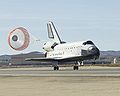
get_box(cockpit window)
[83,41,94,45]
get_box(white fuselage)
[46,41,95,59]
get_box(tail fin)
[47,21,62,44]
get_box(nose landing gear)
[73,66,79,70]
[54,66,59,70]
[73,61,82,70]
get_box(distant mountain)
[0,51,44,60]
[28,51,44,54]
[0,55,11,60]
[100,51,120,58]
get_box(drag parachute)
[8,27,30,51]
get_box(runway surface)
[0,66,120,77]
[0,66,120,96]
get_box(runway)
[0,66,120,96]
[0,66,120,77]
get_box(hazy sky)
[0,0,120,55]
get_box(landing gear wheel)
[56,66,59,70]
[54,66,59,70]
[54,67,56,70]
[92,62,96,65]
[73,66,79,70]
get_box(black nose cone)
[88,47,100,59]
[93,48,100,59]
[81,47,100,59]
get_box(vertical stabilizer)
[47,21,62,44]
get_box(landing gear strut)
[54,66,59,70]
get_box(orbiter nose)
[88,46,100,59]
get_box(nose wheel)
[54,66,59,70]
[73,61,81,70]
[73,66,79,70]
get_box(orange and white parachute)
[8,27,30,51]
